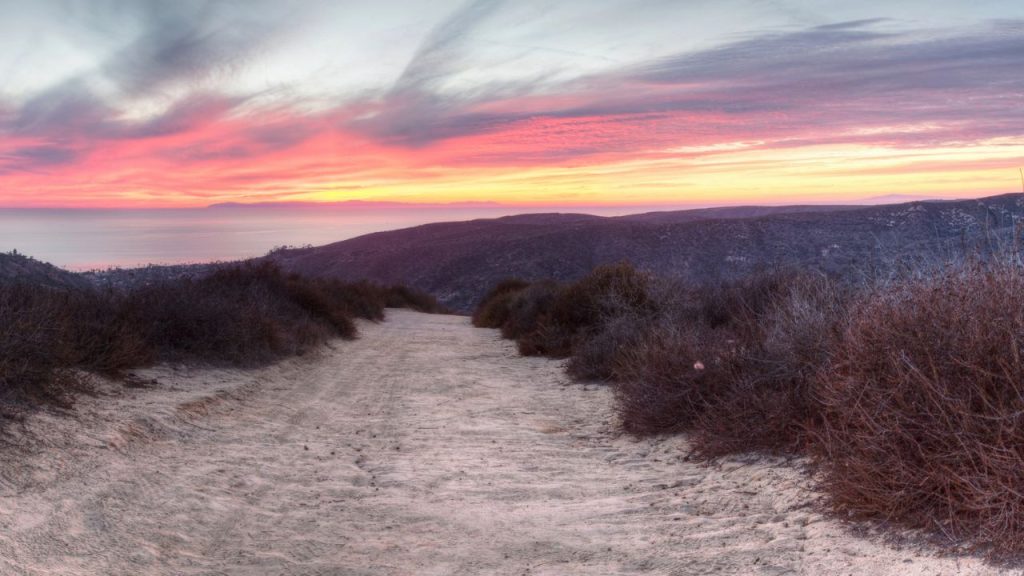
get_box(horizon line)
[0,191,998,212]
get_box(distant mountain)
[268,193,1024,312]
[0,251,90,290]
[207,194,949,211]
[853,194,945,204]
[207,200,505,209]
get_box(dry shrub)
[470,278,575,356]
[472,264,656,360]
[505,281,574,357]
[814,263,1024,556]
[566,309,649,381]
[549,262,655,335]
[690,274,846,457]
[0,284,76,405]
[472,267,842,454]
[474,259,1024,555]
[0,285,147,408]
[695,269,814,328]
[560,265,658,375]
[610,270,845,456]
[472,279,530,328]
[517,320,575,357]
[59,289,153,374]
[514,263,656,359]
[383,284,446,313]
[613,324,731,434]
[0,262,434,411]
[321,280,386,322]
[122,263,353,364]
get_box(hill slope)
[0,251,90,290]
[270,194,1024,311]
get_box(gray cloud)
[0,0,296,168]
[0,145,79,174]
[5,82,243,141]
[51,0,298,97]
[350,18,1024,156]
[9,79,113,137]
[392,0,506,95]
[353,0,513,146]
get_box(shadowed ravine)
[0,311,1001,575]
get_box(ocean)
[0,205,654,270]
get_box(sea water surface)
[0,205,651,270]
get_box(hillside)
[0,251,90,290]
[270,194,1024,311]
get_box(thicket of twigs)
[815,264,1024,557]
[473,260,1024,557]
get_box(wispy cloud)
[350,19,1024,159]
[0,4,1022,206]
[350,0,519,146]
[87,0,297,96]
[392,0,506,95]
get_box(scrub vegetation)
[473,259,1024,558]
[0,262,442,409]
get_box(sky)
[0,0,1022,208]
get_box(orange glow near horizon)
[2,103,1022,209]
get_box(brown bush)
[517,320,575,357]
[566,311,648,381]
[383,284,447,313]
[504,281,573,357]
[814,263,1024,556]
[472,268,841,451]
[0,284,75,406]
[122,263,353,364]
[549,262,655,335]
[472,279,530,328]
[59,289,153,374]
[319,280,386,323]
[612,324,731,434]
[1,262,433,412]
[475,260,1024,556]
[694,269,807,328]
[513,263,655,359]
[608,270,844,452]
[691,273,846,457]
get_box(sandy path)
[0,310,1006,575]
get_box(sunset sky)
[1,0,1022,208]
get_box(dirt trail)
[0,310,1004,575]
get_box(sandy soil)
[0,310,1009,575]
